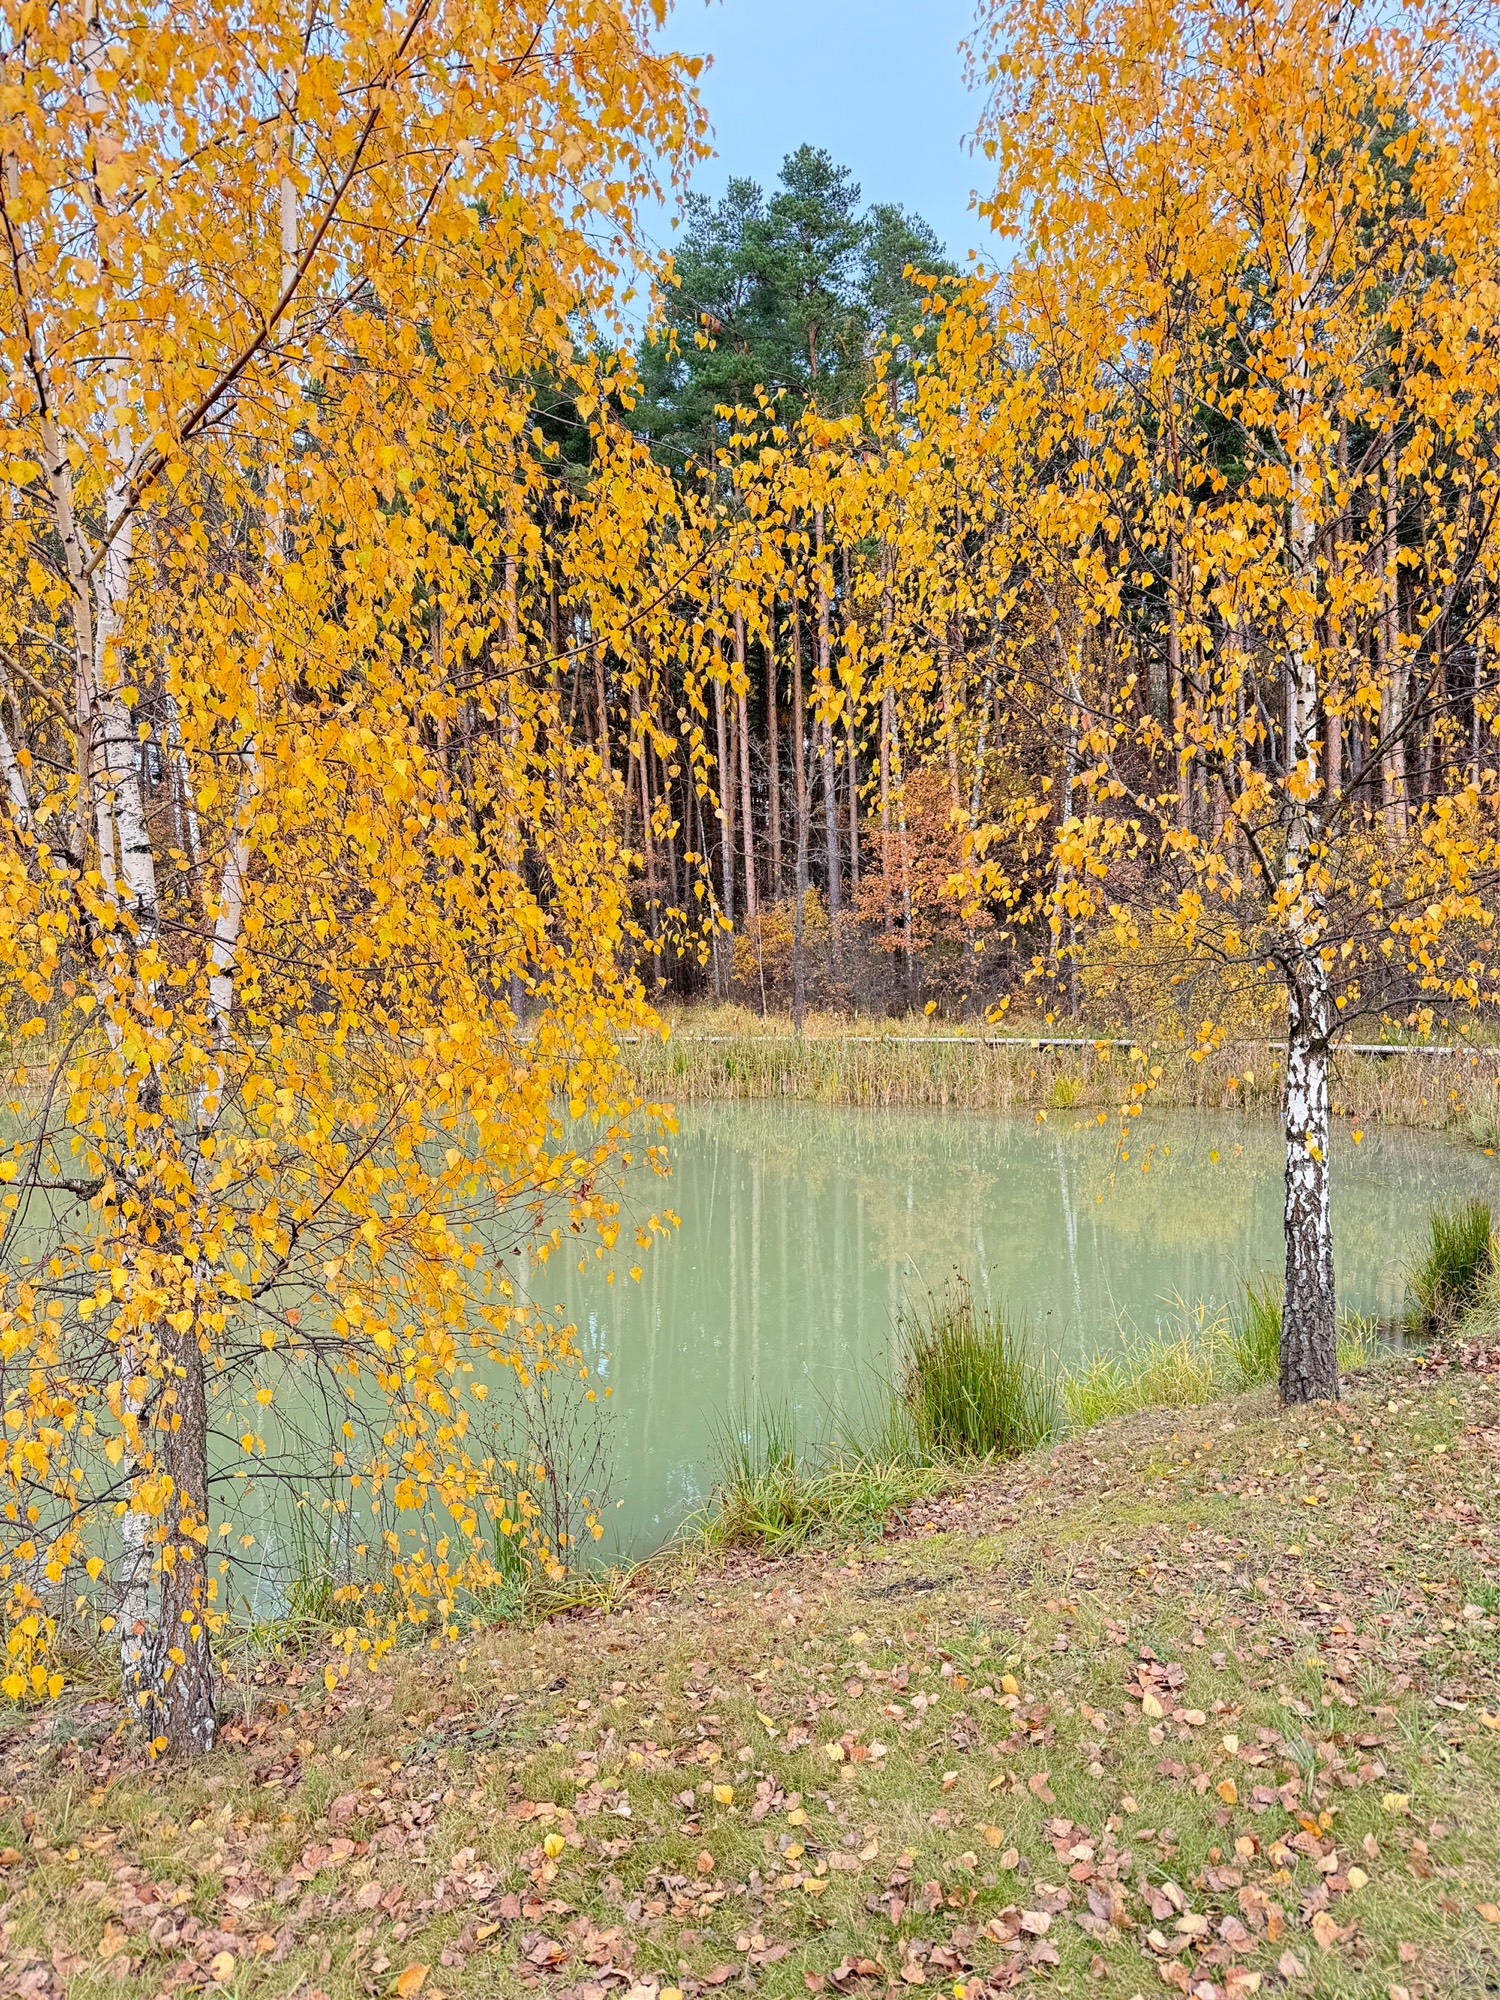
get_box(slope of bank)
[3,1350,1498,2000]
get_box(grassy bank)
[702,1280,1390,1552]
[4,1348,1499,2000]
[628,1003,1500,1141]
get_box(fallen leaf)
[209,1953,236,1984]
[1477,1904,1500,1925]
[1141,1692,1164,1719]
[1278,1948,1306,1979]
[1217,1778,1238,1804]
[395,1968,430,2000]
[1310,1911,1340,1951]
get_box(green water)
[532,1103,1494,1556]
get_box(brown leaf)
[1310,1911,1340,1951]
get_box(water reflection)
[541,1104,1494,1555]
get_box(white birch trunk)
[1278,153,1339,1404]
[1281,959,1338,1400]
[0,699,32,830]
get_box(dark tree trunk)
[791,594,809,1025]
[815,509,841,914]
[713,675,734,929]
[767,601,783,895]
[158,1326,217,1754]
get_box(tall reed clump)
[895,1277,1056,1462]
[1407,1199,1494,1331]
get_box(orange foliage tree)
[971,0,1500,1398]
[0,0,701,1751]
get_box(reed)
[625,1003,1500,1139]
[704,1404,941,1553]
[1228,1277,1284,1387]
[1407,1198,1494,1330]
[1062,1322,1227,1429]
[895,1278,1057,1461]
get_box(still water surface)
[536,1103,1493,1555]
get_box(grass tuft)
[1229,1276,1283,1387]
[1062,1323,1225,1429]
[895,1276,1057,1462]
[1407,1198,1493,1330]
[705,1404,941,1552]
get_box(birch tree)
[0,0,700,1752]
[972,0,1500,1400]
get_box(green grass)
[1408,1197,1494,1329]
[895,1277,1057,1461]
[5,1362,1500,2000]
[1062,1318,1225,1429]
[705,1404,942,1552]
[711,1269,1403,1555]
[1227,1274,1283,1386]
[1066,1282,1392,1430]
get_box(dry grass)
[627,1003,1500,1139]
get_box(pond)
[531,1102,1495,1557]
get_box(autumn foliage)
[6,0,1500,1752]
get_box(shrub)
[1408,1199,1493,1330]
[896,1277,1055,1462]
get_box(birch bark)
[1278,153,1339,1405]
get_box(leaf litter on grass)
[0,1361,1497,2000]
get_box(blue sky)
[656,0,998,269]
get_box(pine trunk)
[734,612,757,924]
[713,675,734,928]
[815,532,841,914]
[791,595,809,1031]
[766,601,783,895]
